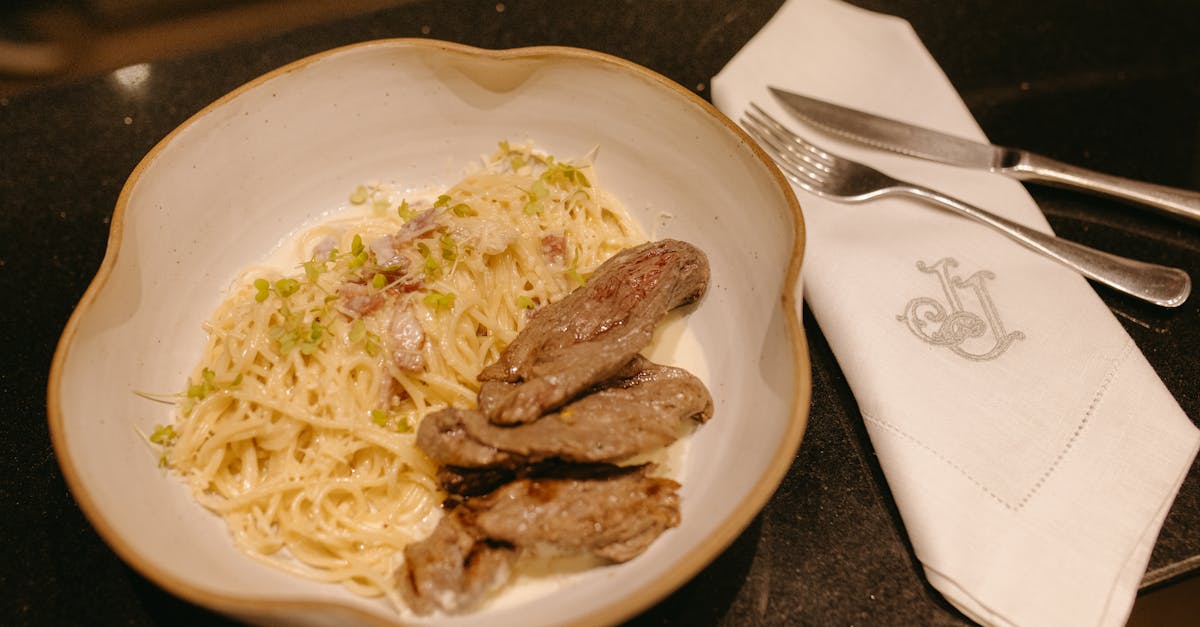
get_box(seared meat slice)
[466,465,681,563]
[396,511,518,616]
[419,356,712,475]
[396,465,679,615]
[477,239,709,424]
[436,465,521,497]
[419,408,516,470]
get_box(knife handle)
[1004,151,1200,224]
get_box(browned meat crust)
[476,239,709,424]
[396,510,518,616]
[395,466,680,615]
[419,356,712,477]
[398,239,711,615]
[465,465,681,563]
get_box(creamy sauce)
[255,192,431,272]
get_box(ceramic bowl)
[48,40,809,626]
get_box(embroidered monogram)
[897,258,1024,361]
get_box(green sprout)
[397,199,415,221]
[423,291,456,311]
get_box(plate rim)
[45,37,811,626]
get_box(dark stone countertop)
[1,1,1196,625]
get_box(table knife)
[769,86,1200,224]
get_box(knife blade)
[768,86,1200,224]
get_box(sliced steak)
[420,356,712,478]
[396,465,680,614]
[396,511,518,616]
[436,465,522,497]
[465,465,681,563]
[477,239,709,424]
[434,460,618,497]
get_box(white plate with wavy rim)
[48,40,809,626]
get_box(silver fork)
[742,104,1190,308]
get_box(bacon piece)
[338,283,384,317]
[392,206,441,248]
[540,233,566,265]
[387,306,425,372]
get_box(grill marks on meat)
[396,466,679,614]
[419,356,712,488]
[396,511,518,616]
[469,465,681,562]
[477,239,709,424]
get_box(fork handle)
[1002,151,1200,224]
[899,185,1191,307]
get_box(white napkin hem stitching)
[1019,337,1135,508]
[861,337,1135,511]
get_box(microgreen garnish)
[187,367,217,400]
[274,278,300,298]
[266,288,334,356]
[299,319,326,355]
[349,319,381,356]
[369,408,412,432]
[303,259,326,284]
[348,233,368,269]
[149,423,178,466]
[417,241,442,278]
[537,157,592,190]
[182,368,241,416]
[423,291,456,311]
[149,423,177,446]
[253,278,271,302]
[349,318,367,343]
[397,199,415,221]
[498,140,529,170]
[439,233,457,262]
[423,257,441,277]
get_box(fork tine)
[743,108,835,184]
[741,111,829,190]
[747,104,837,168]
[742,116,823,190]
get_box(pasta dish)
[150,142,644,609]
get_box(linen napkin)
[712,1,1199,625]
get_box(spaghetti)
[158,142,644,608]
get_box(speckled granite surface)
[1,1,1196,624]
